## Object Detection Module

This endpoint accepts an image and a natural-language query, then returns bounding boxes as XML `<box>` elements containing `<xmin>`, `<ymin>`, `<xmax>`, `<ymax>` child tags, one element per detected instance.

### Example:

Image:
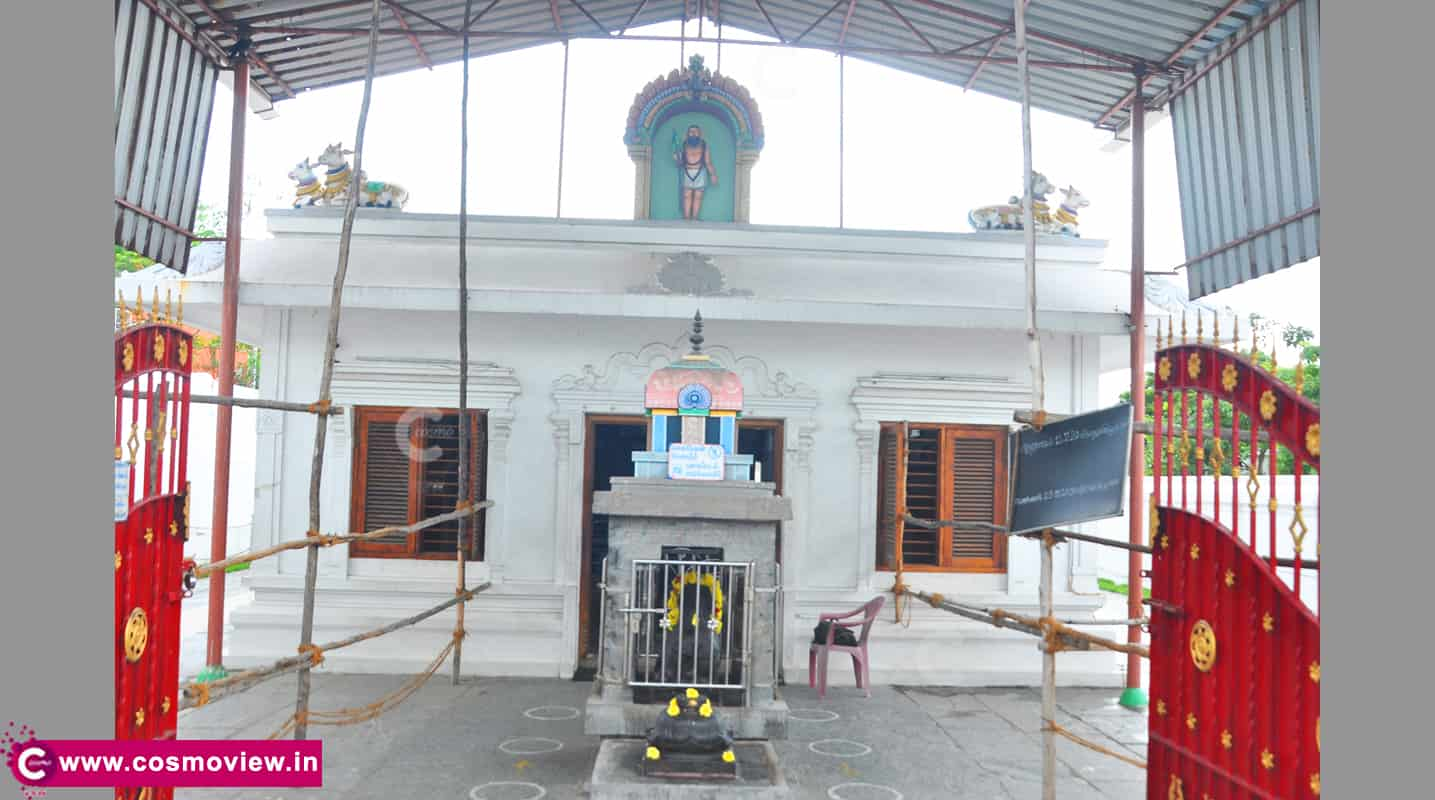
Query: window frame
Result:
<box><xmin>875</xmin><ymin>421</ymin><xmax>1009</xmax><ymax>574</ymax></box>
<box><xmin>349</xmin><ymin>405</ymin><xmax>488</xmax><ymax>561</ymax></box>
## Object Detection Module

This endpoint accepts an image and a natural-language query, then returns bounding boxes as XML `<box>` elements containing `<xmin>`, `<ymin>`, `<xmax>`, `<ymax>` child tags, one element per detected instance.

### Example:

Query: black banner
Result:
<box><xmin>1009</xmin><ymin>404</ymin><xmax>1133</xmax><ymax>534</ymax></box>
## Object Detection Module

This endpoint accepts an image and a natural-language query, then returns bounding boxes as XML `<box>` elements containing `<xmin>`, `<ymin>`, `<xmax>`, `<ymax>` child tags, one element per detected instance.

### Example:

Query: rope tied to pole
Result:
<box><xmin>926</xmin><ymin>592</ymin><xmax>945</xmax><ymax>608</ymax></box>
<box><xmin>298</xmin><ymin>644</ymin><xmax>325</xmax><ymax>667</ymax></box>
<box><xmin>1043</xmin><ymin>721</ymin><xmax>1147</xmax><ymax>770</ymax></box>
<box><xmin>267</xmin><ymin>638</ymin><xmax>456</xmax><ymax>740</ymax></box>
<box><xmin>306</xmin><ymin>399</ymin><xmax>333</xmax><ymax>414</ymax></box>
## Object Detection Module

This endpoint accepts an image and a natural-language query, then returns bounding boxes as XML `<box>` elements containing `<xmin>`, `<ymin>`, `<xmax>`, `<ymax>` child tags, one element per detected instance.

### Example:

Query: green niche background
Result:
<box><xmin>649</xmin><ymin>111</ymin><xmax>736</xmax><ymax>223</ymax></box>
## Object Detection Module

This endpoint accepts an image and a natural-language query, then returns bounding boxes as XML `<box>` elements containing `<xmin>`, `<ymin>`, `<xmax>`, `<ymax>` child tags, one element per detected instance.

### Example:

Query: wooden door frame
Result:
<box><xmin>579</xmin><ymin>413</ymin><xmax>649</xmax><ymax>661</ymax></box>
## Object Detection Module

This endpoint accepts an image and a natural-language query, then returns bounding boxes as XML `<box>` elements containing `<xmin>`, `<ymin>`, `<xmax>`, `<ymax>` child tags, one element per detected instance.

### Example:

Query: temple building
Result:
<box><xmin>120</xmin><ymin>55</ymin><xmax>1167</xmax><ymax>689</ymax></box>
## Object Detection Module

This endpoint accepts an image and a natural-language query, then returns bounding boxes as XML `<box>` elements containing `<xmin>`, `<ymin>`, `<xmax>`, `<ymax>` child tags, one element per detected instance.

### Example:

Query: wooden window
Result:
<box><xmin>349</xmin><ymin>406</ymin><xmax>486</xmax><ymax>560</ymax></box>
<box><xmin>876</xmin><ymin>422</ymin><xmax>1008</xmax><ymax>573</ymax></box>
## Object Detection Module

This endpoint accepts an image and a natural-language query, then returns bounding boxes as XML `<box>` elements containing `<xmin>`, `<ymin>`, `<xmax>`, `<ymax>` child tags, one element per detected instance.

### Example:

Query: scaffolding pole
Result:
<box><xmin>293</xmin><ymin>0</ymin><xmax>383</xmax><ymax>741</ymax></box>
<box><xmin>453</xmin><ymin>0</ymin><xmax>475</xmax><ymax>685</ymax></box>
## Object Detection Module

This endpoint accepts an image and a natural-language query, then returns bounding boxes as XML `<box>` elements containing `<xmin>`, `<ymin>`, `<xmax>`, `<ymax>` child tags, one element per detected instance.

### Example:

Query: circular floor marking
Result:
<box><xmin>788</xmin><ymin>708</ymin><xmax>840</xmax><ymax>723</ymax></box>
<box><xmin>522</xmin><ymin>705</ymin><xmax>580</xmax><ymax>721</ymax></box>
<box><xmin>469</xmin><ymin>782</ymin><xmax>547</xmax><ymax>800</ymax></box>
<box><xmin>827</xmin><ymin>783</ymin><xmax>904</xmax><ymax>800</ymax></box>
<box><xmin>498</xmin><ymin>737</ymin><xmax>564</xmax><ymax>755</ymax></box>
<box><xmin>808</xmin><ymin>739</ymin><xmax>873</xmax><ymax>758</ymax></box>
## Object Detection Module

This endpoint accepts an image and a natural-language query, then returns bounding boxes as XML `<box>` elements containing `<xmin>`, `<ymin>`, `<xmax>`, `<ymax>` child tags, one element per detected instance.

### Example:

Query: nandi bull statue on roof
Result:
<box><xmin>288</xmin><ymin>142</ymin><xmax>409</xmax><ymax>210</ymax></box>
<box><xmin>968</xmin><ymin>172</ymin><xmax>1088</xmax><ymax>237</ymax></box>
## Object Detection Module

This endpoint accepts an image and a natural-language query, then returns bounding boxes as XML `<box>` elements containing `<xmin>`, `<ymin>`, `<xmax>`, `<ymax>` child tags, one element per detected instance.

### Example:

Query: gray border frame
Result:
<box><xmin>0</xmin><ymin>1</ymin><xmax>1422</xmax><ymax>797</ymax></box>
<box><xmin>0</xmin><ymin>3</ymin><xmax>115</xmax><ymax>793</ymax></box>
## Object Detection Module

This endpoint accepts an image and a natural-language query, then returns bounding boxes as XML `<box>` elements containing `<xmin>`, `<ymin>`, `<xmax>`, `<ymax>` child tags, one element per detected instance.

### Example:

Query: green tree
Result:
<box><xmin>1122</xmin><ymin>318</ymin><xmax>1318</xmax><ymax>476</ymax></box>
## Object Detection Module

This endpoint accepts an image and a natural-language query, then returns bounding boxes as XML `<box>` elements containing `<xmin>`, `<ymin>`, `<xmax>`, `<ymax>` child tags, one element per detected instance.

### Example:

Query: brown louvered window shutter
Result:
<box><xmin>415</xmin><ymin>412</ymin><xmax>486</xmax><ymax>558</ymax></box>
<box><xmin>876</xmin><ymin>422</ymin><xmax>1008</xmax><ymax>573</ymax></box>
<box><xmin>351</xmin><ymin>409</ymin><xmax>416</xmax><ymax>557</ymax></box>
<box><xmin>948</xmin><ymin>431</ymin><xmax>1005</xmax><ymax>569</ymax></box>
<box><xmin>350</xmin><ymin>407</ymin><xmax>487</xmax><ymax>560</ymax></box>
<box><xmin>901</xmin><ymin>427</ymin><xmax>942</xmax><ymax>566</ymax></box>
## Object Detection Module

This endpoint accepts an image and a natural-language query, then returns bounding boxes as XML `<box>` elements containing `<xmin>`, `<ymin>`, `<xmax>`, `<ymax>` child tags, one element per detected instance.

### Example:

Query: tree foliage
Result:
<box><xmin>1122</xmin><ymin>317</ymin><xmax>1319</xmax><ymax>476</ymax></box>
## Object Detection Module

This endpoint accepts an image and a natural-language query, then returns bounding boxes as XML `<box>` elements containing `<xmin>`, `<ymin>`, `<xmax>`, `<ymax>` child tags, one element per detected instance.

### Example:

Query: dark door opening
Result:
<box><xmin>737</xmin><ymin>419</ymin><xmax>784</xmax><ymax>563</ymax></box>
<box><xmin>580</xmin><ymin>415</ymin><xmax>648</xmax><ymax>666</ymax></box>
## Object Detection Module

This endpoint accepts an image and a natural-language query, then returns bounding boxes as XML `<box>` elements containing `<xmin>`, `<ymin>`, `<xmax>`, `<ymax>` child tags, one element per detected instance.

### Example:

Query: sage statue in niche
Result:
<box><xmin>675</xmin><ymin>125</ymin><xmax>719</xmax><ymax>220</ymax></box>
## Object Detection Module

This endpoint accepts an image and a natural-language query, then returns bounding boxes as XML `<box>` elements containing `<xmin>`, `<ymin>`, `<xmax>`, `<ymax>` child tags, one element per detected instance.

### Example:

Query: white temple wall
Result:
<box><xmin>229</xmin><ymin>308</ymin><xmax>1121</xmax><ymax>686</ymax></box>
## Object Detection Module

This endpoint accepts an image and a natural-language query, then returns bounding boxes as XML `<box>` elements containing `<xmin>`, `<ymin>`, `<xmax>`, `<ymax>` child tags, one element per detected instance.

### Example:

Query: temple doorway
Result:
<box><xmin>580</xmin><ymin>415</ymin><xmax>648</xmax><ymax>665</ymax></box>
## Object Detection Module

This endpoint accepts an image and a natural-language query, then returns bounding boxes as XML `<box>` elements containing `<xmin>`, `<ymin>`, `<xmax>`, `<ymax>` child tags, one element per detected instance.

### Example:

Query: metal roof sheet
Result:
<box><xmin>170</xmin><ymin>0</ymin><xmax>1279</xmax><ymax>132</ymax></box>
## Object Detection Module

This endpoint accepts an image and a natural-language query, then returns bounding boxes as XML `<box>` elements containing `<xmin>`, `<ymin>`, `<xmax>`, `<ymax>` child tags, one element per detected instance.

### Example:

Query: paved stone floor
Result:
<box><xmin>176</xmin><ymin>676</ymin><xmax>1148</xmax><ymax>799</ymax></box>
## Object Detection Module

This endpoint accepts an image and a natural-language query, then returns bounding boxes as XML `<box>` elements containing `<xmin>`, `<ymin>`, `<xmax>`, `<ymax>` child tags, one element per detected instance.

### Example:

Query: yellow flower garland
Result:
<box><xmin>664</xmin><ymin>570</ymin><xmax>725</xmax><ymax>635</ymax></box>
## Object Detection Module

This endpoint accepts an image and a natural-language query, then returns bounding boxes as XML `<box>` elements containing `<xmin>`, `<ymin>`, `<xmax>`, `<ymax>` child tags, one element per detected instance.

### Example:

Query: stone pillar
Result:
<box><xmin>735</xmin><ymin>151</ymin><xmax>759</xmax><ymax>223</ymax></box>
<box><xmin>629</xmin><ymin>144</ymin><xmax>652</xmax><ymax>220</ymax></box>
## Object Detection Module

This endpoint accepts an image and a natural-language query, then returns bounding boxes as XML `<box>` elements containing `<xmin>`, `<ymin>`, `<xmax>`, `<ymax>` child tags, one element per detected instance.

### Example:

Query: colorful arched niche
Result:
<box><xmin>625</xmin><ymin>55</ymin><xmax>764</xmax><ymax>223</ymax></box>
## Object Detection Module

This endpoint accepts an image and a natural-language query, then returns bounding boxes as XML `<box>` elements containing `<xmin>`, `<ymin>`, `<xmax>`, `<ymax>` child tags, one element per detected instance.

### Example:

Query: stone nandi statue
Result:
<box><xmin>288</xmin><ymin>158</ymin><xmax>324</xmax><ymax>208</ymax></box>
<box><xmin>308</xmin><ymin>142</ymin><xmax>410</xmax><ymax>209</ymax></box>
<box><xmin>968</xmin><ymin>172</ymin><xmax>1087</xmax><ymax>237</ymax></box>
<box><xmin>1052</xmin><ymin>185</ymin><xmax>1089</xmax><ymax>237</ymax></box>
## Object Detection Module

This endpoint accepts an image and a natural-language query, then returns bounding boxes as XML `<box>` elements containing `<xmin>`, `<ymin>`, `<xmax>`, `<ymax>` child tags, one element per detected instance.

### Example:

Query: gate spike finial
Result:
<box><xmin>165</xmin><ymin>289</ymin><xmax>173</xmax><ymax>323</ymax></box>
<box><xmin>1196</xmin><ymin>309</ymin><xmax>1203</xmax><ymax>344</ymax></box>
<box><xmin>1232</xmin><ymin>315</ymin><xmax>1238</xmax><ymax>351</ymax></box>
<box><xmin>1269</xmin><ymin>338</ymin><xmax>1277</xmax><ymax>371</ymax></box>
<box><xmin>117</xmin><ymin>290</ymin><xmax>129</xmax><ymax>329</ymax></box>
<box><xmin>1294</xmin><ymin>361</ymin><xmax>1305</xmax><ymax>394</ymax></box>
<box><xmin>1212</xmin><ymin>312</ymin><xmax>1219</xmax><ymax>345</ymax></box>
<box><xmin>177</xmin><ymin>287</ymin><xmax>184</xmax><ymax>325</ymax></box>
<box><xmin>1156</xmin><ymin>318</ymin><xmax>1163</xmax><ymax>350</ymax></box>
<box><xmin>151</xmin><ymin>287</ymin><xmax>159</xmax><ymax>322</ymax></box>
<box><xmin>1181</xmin><ymin>310</ymin><xmax>1187</xmax><ymax>343</ymax></box>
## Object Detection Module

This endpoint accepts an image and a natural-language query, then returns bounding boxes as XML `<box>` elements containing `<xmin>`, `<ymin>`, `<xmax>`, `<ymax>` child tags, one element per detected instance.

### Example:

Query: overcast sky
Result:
<box><xmin>195</xmin><ymin>20</ymin><xmax>1319</xmax><ymax>392</ymax></box>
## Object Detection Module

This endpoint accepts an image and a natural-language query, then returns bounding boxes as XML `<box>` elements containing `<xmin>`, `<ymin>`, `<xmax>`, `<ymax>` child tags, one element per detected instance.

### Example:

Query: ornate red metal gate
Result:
<box><xmin>1147</xmin><ymin>326</ymin><xmax>1319</xmax><ymax>799</ymax></box>
<box><xmin>115</xmin><ymin>302</ymin><xmax>194</xmax><ymax>800</ymax></box>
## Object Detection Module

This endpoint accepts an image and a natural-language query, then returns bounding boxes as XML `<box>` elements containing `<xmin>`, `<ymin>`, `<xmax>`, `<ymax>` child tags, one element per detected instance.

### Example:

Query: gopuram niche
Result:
<box><xmin>585</xmin><ymin>313</ymin><xmax>792</xmax><ymax>797</ymax></box>
<box><xmin>625</xmin><ymin>54</ymin><xmax>765</xmax><ymax>223</ymax></box>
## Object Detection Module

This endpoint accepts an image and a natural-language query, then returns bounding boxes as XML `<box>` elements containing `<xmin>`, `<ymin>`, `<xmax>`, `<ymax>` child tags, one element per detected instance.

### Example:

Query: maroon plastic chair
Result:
<box><xmin>808</xmin><ymin>595</ymin><xmax>886</xmax><ymax>699</ymax></box>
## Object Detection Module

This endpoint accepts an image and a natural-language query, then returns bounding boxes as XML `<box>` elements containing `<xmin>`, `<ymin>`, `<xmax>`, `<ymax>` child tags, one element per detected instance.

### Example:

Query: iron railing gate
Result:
<box><xmin>618</xmin><ymin>559</ymin><xmax>755</xmax><ymax>702</ymax></box>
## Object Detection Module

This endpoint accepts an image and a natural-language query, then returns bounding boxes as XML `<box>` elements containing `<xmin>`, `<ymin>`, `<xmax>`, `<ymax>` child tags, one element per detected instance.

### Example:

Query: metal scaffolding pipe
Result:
<box><xmin>1126</xmin><ymin>68</ymin><xmax>1147</xmax><ymax>704</ymax></box>
<box><xmin>205</xmin><ymin>54</ymin><xmax>248</xmax><ymax>674</ymax></box>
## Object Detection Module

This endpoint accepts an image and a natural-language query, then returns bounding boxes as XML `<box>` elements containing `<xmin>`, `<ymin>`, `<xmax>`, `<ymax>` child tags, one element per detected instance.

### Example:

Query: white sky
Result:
<box><xmin>195</xmin><ymin>20</ymin><xmax>1319</xmax><ymax>399</ymax></box>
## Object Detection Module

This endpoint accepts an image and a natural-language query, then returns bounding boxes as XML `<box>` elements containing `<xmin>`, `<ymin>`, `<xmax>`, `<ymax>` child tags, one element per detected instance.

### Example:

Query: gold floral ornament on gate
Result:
<box><xmin>124</xmin><ymin>607</ymin><xmax>149</xmax><ymax>663</ymax></box>
<box><xmin>1168</xmin><ymin>774</ymin><xmax>1184</xmax><ymax>800</ymax></box>
<box><xmin>1157</xmin><ymin>355</ymin><xmax>1173</xmax><ymax>382</ymax></box>
<box><xmin>178</xmin><ymin>338</ymin><xmax>189</xmax><ymax>367</ymax></box>
<box><xmin>1259</xmin><ymin>389</ymin><xmax>1277</xmax><ymax>422</ymax></box>
<box><xmin>1187</xmin><ymin>351</ymin><xmax>1202</xmax><ymax>380</ymax></box>
<box><xmin>1221</xmin><ymin>363</ymin><xmax>1238</xmax><ymax>393</ymax></box>
<box><xmin>153</xmin><ymin>332</ymin><xmax>165</xmax><ymax>363</ymax></box>
<box><xmin>122</xmin><ymin>341</ymin><xmax>135</xmax><ymax>372</ymax></box>
<box><xmin>1306</xmin><ymin>422</ymin><xmax>1320</xmax><ymax>457</ymax></box>
<box><xmin>1189</xmin><ymin>619</ymin><xmax>1216</xmax><ymax>672</ymax></box>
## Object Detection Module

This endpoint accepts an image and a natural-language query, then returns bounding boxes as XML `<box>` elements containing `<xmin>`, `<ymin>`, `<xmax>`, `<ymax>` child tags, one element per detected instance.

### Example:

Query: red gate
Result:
<box><xmin>1148</xmin><ymin>329</ymin><xmax>1319</xmax><ymax>799</ymax></box>
<box><xmin>115</xmin><ymin>301</ymin><xmax>193</xmax><ymax>800</ymax></box>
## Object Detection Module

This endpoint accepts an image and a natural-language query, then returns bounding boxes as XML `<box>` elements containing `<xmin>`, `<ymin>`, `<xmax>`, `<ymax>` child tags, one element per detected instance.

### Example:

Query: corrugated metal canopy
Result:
<box><xmin>172</xmin><ymin>0</ymin><xmax>1278</xmax><ymax>133</ymax></box>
